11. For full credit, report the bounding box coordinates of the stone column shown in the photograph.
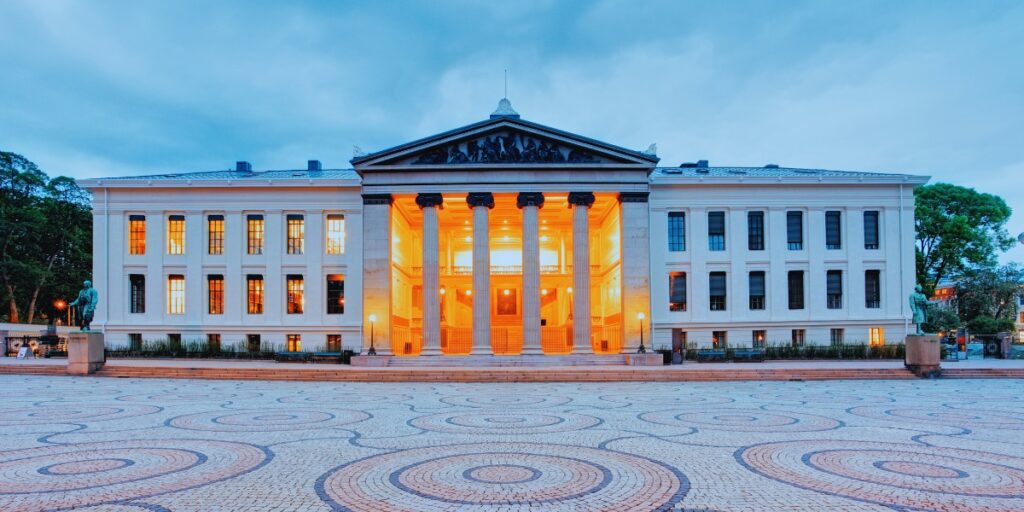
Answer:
[416,193,443,356]
[569,192,595,353]
[362,194,393,355]
[618,192,652,354]
[467,193,494,355]
[517,192,544,355]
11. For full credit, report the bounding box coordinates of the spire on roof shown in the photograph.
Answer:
[490,97,520,119]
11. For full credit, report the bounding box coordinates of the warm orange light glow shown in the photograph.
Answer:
[567,287,573,294]
[541,289,548,296]
[439,287,446,295]
[540,235,548,241]
[637,312,645,320]
[465,290,472,296]
[368,314,377,323]
[503,289,510,296]
[465,236,472,242]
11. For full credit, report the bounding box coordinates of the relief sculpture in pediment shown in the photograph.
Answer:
[412,132,600,165]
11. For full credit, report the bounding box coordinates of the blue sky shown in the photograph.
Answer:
[2,0,1022,262]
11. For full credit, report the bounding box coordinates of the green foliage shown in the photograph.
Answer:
[682,343,905,360]
[0,151,91,324]
[915,183,1013,294]
[954,263,1023,332]
[965,316,1016,335]
[922,303,960,334]
[105,338,296,359]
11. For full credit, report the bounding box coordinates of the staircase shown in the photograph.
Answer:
[386,354,628,367]
[940,368,1024,379]
[0,364,66,376]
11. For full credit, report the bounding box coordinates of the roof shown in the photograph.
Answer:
[651,166,930,185]
[78,168,361,189]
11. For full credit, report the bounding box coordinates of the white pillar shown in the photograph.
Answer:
[619,192,652,353]
[518,193,544,354]
[569,192,595,353]
[417,194,443,356]
[362,194,393,355]
[467,193,494,355]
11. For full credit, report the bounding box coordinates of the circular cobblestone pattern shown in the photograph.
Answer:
[0,404,160,426]
[640,408,842,432]
[439,394,572,408]
[0,439,269,512]
[409,411,601,435]
[848,406,1024,430]
[167,408,370,432]
[317,442,687,511]
[739,440,1024,511]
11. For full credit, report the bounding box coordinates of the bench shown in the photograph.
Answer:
[311,352,342,364]
[275,351,312,363]
[732,348,765,363]
[696,349,728,362]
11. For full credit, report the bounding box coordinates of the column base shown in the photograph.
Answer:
[521,347,543,356]
[421,346,442,356]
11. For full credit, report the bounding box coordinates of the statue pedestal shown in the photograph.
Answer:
[905,335,941,378]
[67,332,105,375]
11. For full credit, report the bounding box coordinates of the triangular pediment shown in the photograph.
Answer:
[353,117,658,170]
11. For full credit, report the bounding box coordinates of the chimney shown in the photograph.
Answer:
[697,159,709,168]
[307,160,322,171]
[236,161,252,172]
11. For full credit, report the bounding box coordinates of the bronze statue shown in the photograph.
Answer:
[909,284,934,335]
[69,280,98,331]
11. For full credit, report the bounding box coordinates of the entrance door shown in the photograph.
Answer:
[671,329,686,364]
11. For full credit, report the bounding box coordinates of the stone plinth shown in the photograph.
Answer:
[626,353,663,366]
[67,332,105,375]
[905,335,941,378]
[350,355,392,367]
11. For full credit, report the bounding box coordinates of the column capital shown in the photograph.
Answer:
[415,193,444,209]
[516,192,545,209]
[362,193,393,205]
[568,192,596,207]
[466,192,494,209]
[617,191,649,203]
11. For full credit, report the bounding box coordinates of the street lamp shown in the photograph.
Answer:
[636,312,647,354]
[367,314,377,355]
[53,300,67,326]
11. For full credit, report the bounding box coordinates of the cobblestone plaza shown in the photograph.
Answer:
[1,375,1023,511]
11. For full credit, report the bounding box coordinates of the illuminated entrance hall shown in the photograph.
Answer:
[388,192,624,356]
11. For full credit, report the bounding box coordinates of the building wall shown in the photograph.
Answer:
[648,182,916,349]
[92,186,364,351]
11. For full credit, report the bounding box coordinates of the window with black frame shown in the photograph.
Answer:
[326,275,345,314]
[865,270,881,308]
[787,211,803,250]
[668,212,686,252]
[709,272,727,311]
[826,270,843,309]
[669,272,687,311]
[747,211,765,250]
[788,270,804,310]
[864,210,880,249]
[749,271,766,310]
[708,211,725,251]
[129,274,145,314]
[826,211,842,250]
[208,214,224,255]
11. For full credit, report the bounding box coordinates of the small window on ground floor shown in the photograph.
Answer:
[287,334,301,352]
[753,330,766,348]
[207,333,221,352]
[168,333,182,350]
[128,333,142,351]
[327,334,342,352]
[791,329,806,347]
[830,328,844,346]
[712,330,728,349]
[247,334,261,353]
[869,327,885,346]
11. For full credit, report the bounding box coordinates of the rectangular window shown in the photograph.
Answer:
[128,215,146,255]
[286,334,301,352]
[129,274,145,314]
[869,327,885,346]
[830,328,845,346]
[788,270,804,310]
[326,334,342,352]
[208,215,224,255]
[128,333,142,351]
[747,211,765,251]
[287,275,304,314]
[712,330,728,349]
[327,275,345,314]
[709,271,727,311]
[668,212,686,252]
[247,275,264,314]
[247,214,264,255]
[287,214,304,255]
[168,333,181,351]
[326,214,346,255]
[791,329,806,347]
[787,211,803,250]
[827,270,843,309]
[864,210,880,250]
[707,211,725,251]
[207,274,224,315]
[207,333,221,352]
[826,211,842,250]
[167,274,185,314]
[246,334,261,353]
[865,270,881,309]
[669,272,687,311]
[749,271,766,310]
[167,215,185,255]
[753,330,766,348]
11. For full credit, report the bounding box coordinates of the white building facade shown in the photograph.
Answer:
[81,100,927,354]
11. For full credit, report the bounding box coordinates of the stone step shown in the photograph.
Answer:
[0,364,66,376]
[386,354,629,367]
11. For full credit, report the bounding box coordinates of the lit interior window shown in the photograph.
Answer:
[326,214,346,254]
[167,275,185,314]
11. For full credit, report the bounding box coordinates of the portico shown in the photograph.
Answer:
[354,99,657,357]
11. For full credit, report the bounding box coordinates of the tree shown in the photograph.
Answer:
[915,183,1013,295]
[922,303,960,334]
[954,263,1024,334]
[0,151,92,324]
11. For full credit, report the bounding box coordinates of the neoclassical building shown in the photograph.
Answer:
[81,99,928,356]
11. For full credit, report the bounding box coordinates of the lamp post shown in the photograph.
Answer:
[368,314,377,356]
[54,300,67,326]
[636,312,647,354]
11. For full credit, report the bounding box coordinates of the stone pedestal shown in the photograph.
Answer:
[350,355,392,367]
[67,332,105,375]
[905,335,941,378]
